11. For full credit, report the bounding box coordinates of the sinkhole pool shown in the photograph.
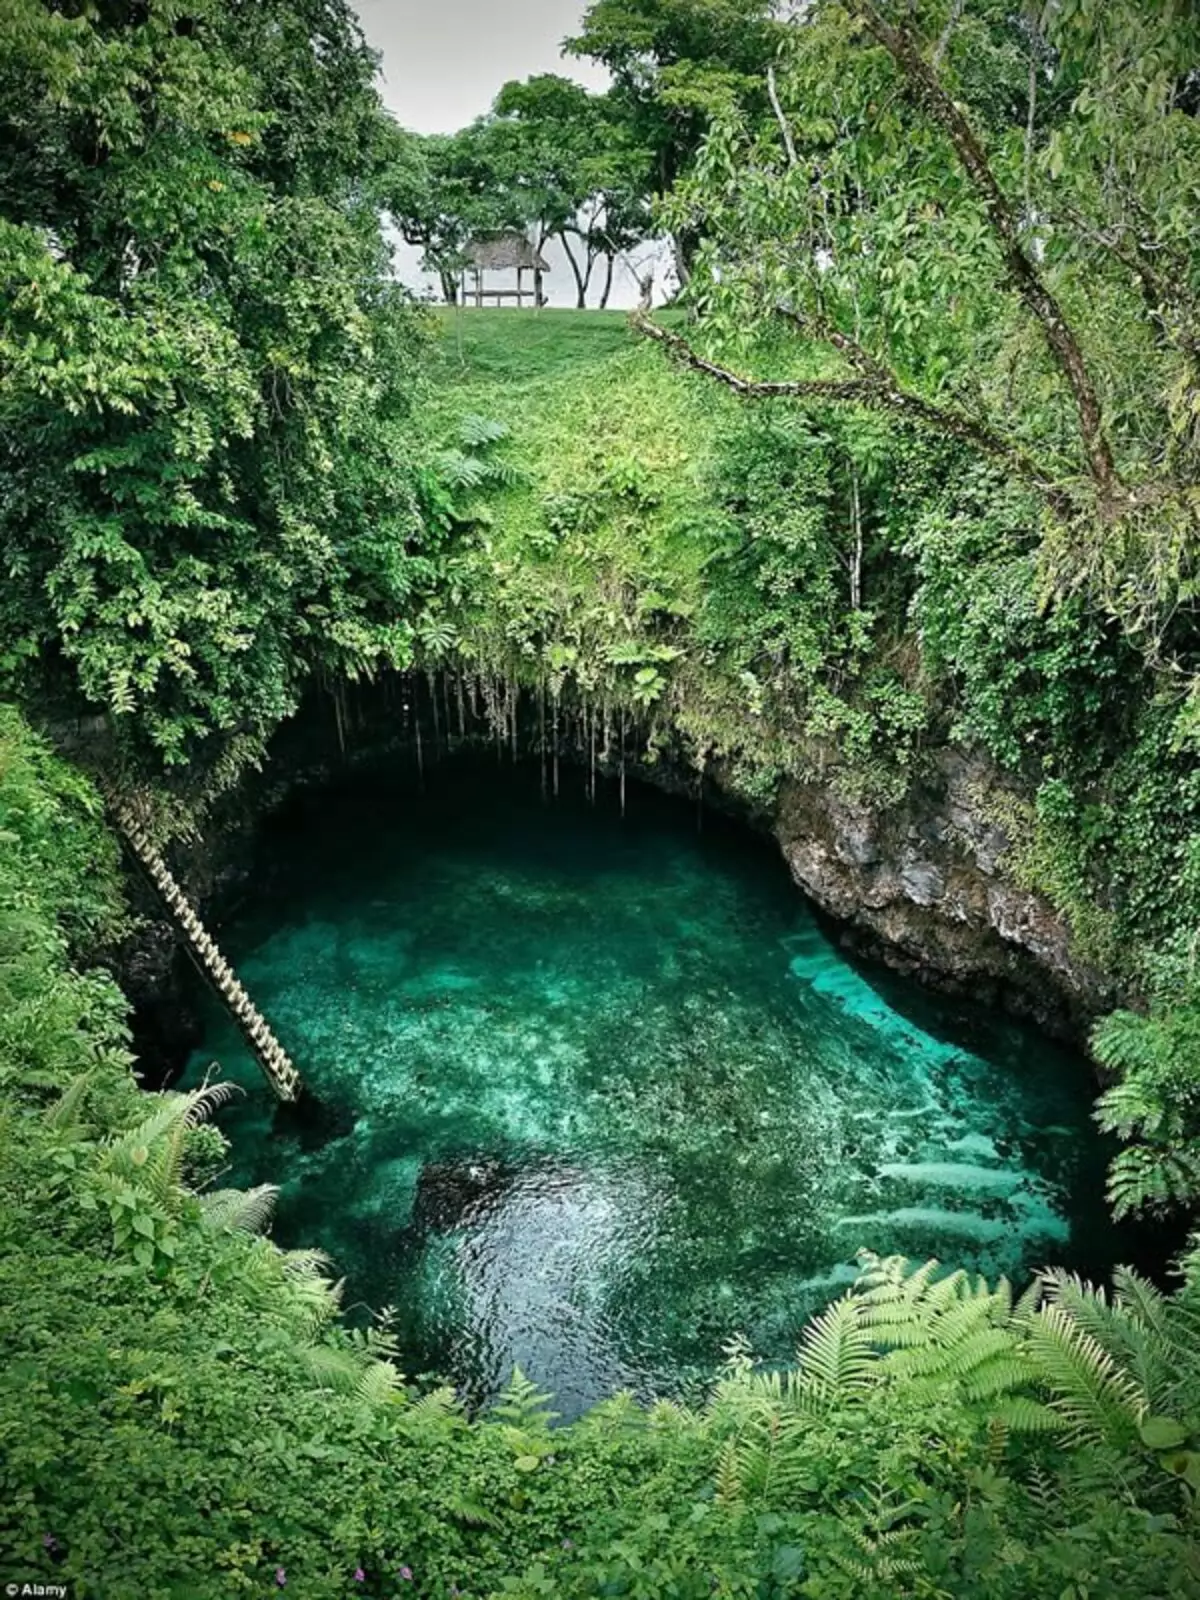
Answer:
[183,757,1118,1417]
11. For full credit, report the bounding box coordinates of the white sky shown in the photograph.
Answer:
[354,0,608,135]
[353,0,668,308]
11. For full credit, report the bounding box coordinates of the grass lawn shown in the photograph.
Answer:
[428,307,641,389]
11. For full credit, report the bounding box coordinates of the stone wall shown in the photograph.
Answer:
[769,747,1115,1039]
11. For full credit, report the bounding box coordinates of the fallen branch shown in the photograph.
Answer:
[773,304,891,385]
[630,310,1065,499]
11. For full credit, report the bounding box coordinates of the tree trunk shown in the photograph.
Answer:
[559,230,588,308]
[671,233,692,289]
[850,467,863,610]
[599,252,616,310]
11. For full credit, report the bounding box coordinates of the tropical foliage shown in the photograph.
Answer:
[382,75,653,309]
[6,2,1200,1596]
[0,0,432,784]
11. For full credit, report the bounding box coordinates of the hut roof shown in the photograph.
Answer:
[463,233,549,272]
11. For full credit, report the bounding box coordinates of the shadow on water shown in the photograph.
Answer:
[181,755,1162,1418]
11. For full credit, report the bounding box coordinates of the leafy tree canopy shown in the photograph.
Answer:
[566,0,783,192]
[383,75,653,309]
[651,0,1200,650]
[0,0,434,786]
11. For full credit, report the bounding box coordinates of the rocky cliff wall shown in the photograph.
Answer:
[103,681,1116,1070]
[768,747,1114,1039]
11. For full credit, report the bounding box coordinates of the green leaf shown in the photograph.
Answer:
[1140,1415,1189,1450]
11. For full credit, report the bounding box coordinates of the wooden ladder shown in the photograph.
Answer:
[113,805,303,1103]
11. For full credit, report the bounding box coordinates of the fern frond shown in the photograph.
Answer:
[1095,1074,1170,1140]
[1111,1266,1170,1332]
[991,1397,1069,1434]
[962,1355,1037,1401]
[860,1317,929,1347]
[923,1268,972,1314]
[200,1184,279,1235]
[457,414,511,448]
[101,1083,238,1173]
[45,1070,95,1131]
[355,1359,402,1407]
[404,1386,462,1427]
[1012,1274,1045,1325]
[434,449,490,490]
[1023,1302,1144,1444]
[296,1343,362,1395]
[884,1325,1013,1382]
[1091,1009,1165,1075]
[280,1247,335,1276]
[715,1436,744,1506]
[444,1492,500,1528]
[856,1255,940,1304]
[797,1292,876,1402]
[1107,1141,1200,1218]
[488,1365,559,1430]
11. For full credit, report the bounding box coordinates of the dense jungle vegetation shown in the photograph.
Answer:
[3,1,1200,1595]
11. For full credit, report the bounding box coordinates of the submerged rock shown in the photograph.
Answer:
[413,1154,522,1231]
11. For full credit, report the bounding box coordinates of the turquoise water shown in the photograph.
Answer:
[184,758,1115,1416]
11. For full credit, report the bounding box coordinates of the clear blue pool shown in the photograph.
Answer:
[184,758,1115,1416]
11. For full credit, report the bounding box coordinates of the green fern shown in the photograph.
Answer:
[354,1359,402,1407]
[1106,1141,1200,1217]
[1021,1302,1145,1445]
[795,1291,876,1404]
[435,449,492,490]
[44,1070,95,1131]
[457,414,511,448]
[443,1492,500,1528]
[199,1183,279,1235]
[399,1386,463,1438]
[1095,1073,1174,1140]
[990,1396,1070,1434]
[98,1082,239,1209]
[488,1365,558,1431]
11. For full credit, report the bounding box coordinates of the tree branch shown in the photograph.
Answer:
[772,304,891,384]
[848,1,1119,497]
[631,310,1065,499]
[766,63,799,169]
[1066,212,1200,374]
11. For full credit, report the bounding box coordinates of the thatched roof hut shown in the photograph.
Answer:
[462,233,550,273]
[459,233,549,307]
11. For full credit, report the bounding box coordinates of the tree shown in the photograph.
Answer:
[641,0,1200,655]
[0,0,432,786]
[379,123,514,303]
[383,77,654,310]
[491,75,652,308]
[566,0,783,279]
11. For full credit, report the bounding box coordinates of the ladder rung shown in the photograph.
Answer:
[115,813,303,1104]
